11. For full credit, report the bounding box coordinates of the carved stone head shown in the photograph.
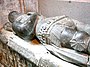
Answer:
[8,11,38,40]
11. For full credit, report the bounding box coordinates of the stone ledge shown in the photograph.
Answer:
[0,29,78,67]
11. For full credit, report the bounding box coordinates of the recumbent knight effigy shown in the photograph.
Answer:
[8,11,90,66]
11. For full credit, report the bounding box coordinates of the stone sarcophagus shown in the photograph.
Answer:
[7,11,90,66]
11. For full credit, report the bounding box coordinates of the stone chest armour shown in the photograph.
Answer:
[36,15,77,48]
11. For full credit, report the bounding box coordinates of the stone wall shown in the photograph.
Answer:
[38,0,90,24]
[0,41,38,67]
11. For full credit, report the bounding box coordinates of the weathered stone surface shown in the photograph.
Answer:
[0,29,78,67]
[0,41,37,67]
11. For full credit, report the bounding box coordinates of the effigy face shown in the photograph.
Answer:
[8,11,38,40]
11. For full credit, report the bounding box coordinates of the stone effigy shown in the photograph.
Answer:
[8,11,90,66]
